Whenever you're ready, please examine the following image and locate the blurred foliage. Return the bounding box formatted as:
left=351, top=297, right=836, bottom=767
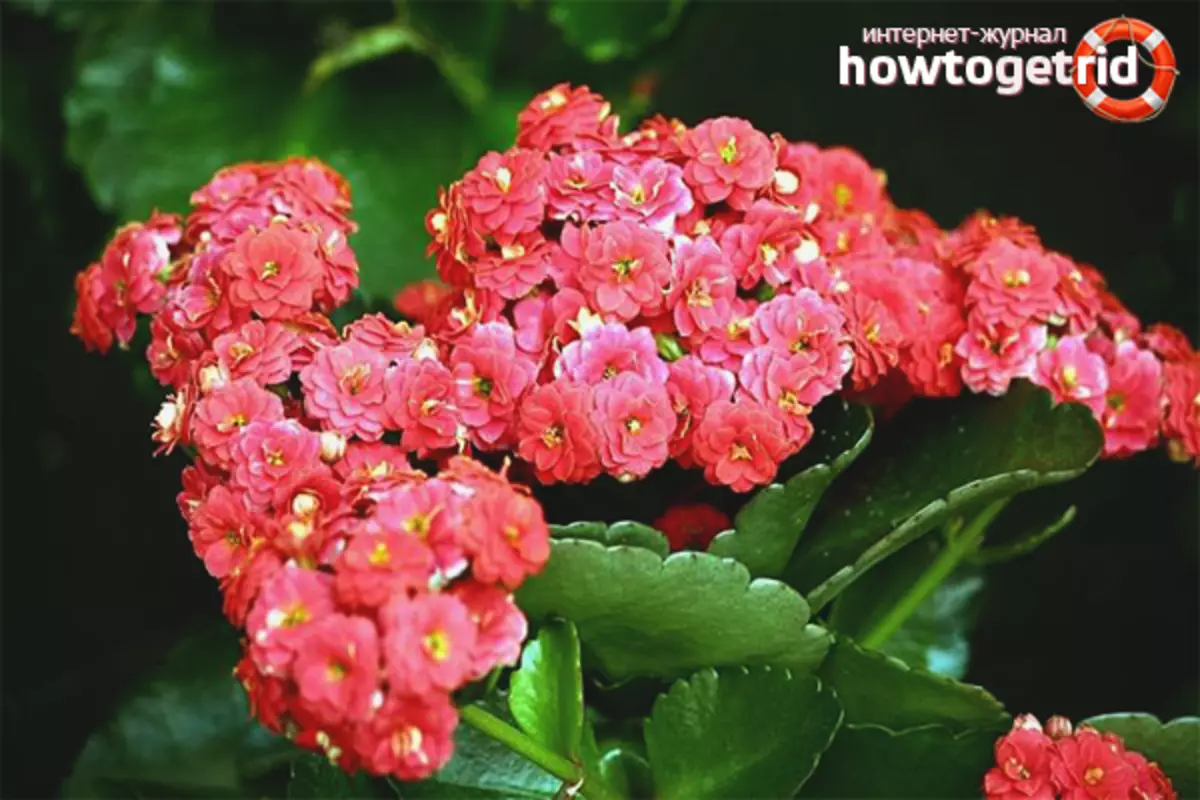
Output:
left=2, top=0, right=1198, bottom=797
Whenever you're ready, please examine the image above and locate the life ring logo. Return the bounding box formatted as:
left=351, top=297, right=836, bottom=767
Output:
left=1074, top=17, right=1178, bottom=122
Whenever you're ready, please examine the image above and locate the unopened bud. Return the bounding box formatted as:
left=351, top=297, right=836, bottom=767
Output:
left=287, top=519, right=313, bottom=541
left=413, top=338, right=440, bottom=362
left=796, top=237, right=821, bottom=265
left=1012, top=713, right=1044, bottom=732
left=154, top=399, right=180, bottom=433
left=1045, top=716, right=1074, bottom=740
left=198, top=364, right=227, bottom=393
left=291, top=491, right=320, bottom=518
left=803, top=202, right=821, bottom=224
left=319, top=430, right=347, bottom=462
left=773, top=168, right=799, bottom=196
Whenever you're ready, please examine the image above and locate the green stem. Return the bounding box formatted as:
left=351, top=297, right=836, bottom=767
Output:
left=859, top=498, right=1010, bottom=651
left=459, top=705, right=619, bottom=800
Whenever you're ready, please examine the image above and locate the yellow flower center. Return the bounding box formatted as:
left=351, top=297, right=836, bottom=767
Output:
left=369, top=541, right=391, bottom=566
left=1061, top=365, right=1078, bottom=388
left=260, top=260, right=281, bottom=280
left=493, top=167, right=512, bottom=192
left=542, top=424, right=564, bottom=448
left=1084, top=766, right=1104, bottom=786
left=1003, top=269, right=1031, bottom=288
left=612, top=257, right=638, bottom=279
left=625, top=417, right=643, bottom=434
left=628, top=185, right=647, bottom=206
left=730, top=443, right=752, bottom=461
left=424, top=630, right=451, bottom=662
left=833, top=183, right=854, bottom=209
left=719, top=137, right=738, bottom=164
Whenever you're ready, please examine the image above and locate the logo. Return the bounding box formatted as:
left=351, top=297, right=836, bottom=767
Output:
left=841, top=16, right=1179, bottom=122
left=1073, top=17, right=1177, bottom=122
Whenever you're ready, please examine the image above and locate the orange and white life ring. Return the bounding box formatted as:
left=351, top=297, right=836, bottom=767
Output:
left=1074, top=17, right=1177, bottom=122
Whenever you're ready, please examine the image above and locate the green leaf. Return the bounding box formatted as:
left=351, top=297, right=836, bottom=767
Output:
left=399, top=712, right=561, bottom=799
left=799, top=724, right=997, bottom=799
left=516, top=539, right=832, bottom=681
left=288, top=753, right=387, bottom=798
left=551, top=520, right=670, bottom=558
left=644, top=667, right=843, bottom=799
left=971, top=504, right=1076, bottom=565
left=64, top=4, right=469, bottom=301
left=815, top=638, right=1009, bottom=733
left=708, top=400, right=873, bottom=577
left=548, top=0, right=687, bottom=62
left=509, top=620, right=585, bottom=761
left=307, top=23, right=426, bottom=88
left=830, top=534, right=985, bottom=679
left=788, top=382, right=1102, bottom=606
left=1083, top=714, right=1200, bottom=797
left=63, top=626, right=295, bottom=798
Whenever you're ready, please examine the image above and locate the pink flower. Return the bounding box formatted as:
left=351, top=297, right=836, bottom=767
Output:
left=384, top=357, right=461, bottom=456
left=188, top=484, right=269, bottom=579
left=226, top=223, right=324, bottom=320
left=459, top=149, right=547, bottom=240
left=555, top=322, right=668, bottom=384
left=451, top=322, right=537, bottom=448
left=373, top=480, right=466, bottom=575
left=575, top=221, right=671, bottom=321
left=472, top=232, right=551, bottom=300
left=345, top=314, right=432, bottom=363
left=352, top=693, right=457, bottom=780
left=739, top=347, right=831, bottom=438
left=380, top=592, right=477, bottom=696
left=457, top=486, right=551, bottom=589
left=609, top=157, right=694, bottom=234
left=291, top=614, right=380, bottom=726
left=246, top=565, right=336, bottom=676
left=692, top=297, right=758, bottom=370
left=515, top=380, right=604, bottom=485
left=516, top=83, right=613, bottom=151
left=300, top=340, right=390, bottom=441
left=901, top=302, right=966, bottom=398
left=665, top=356, right=736, bottom=464
left=721, top=201, right=808, bottom=288
left=808, top=147, right=887, bottom=219
left=750, top=290, right=853, bottom=396
left=231, top=419, right=322, bottom=510
left=667, top=235, right=736, bottom=337
left=334, top=528, right=435, bottom=609
left=956, top=315, right=1048, bottom=396
left=451, top=580, right=528, bottom=679
left=691, top=400, right=793, bottom=492
left=213, top=320, right=300, bottom=386
left=191, top=377, right=285, bottom=469
left=592, top=373, right=676, bottom=480
left=545, top=151, right=616, bottom=222
left=146, top=316, right=206, bottom=389
left=983, top=726, right=1055, bottom=800
left=681, top=117, right=775, bottom=210
left=1032, top=335, right=1110, bottom=417
left=965, top=240, right=1060, bottom=328
left=839, top=292, right=903, bottom=393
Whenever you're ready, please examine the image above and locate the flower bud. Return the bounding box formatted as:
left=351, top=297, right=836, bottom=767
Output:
left=1012, top=713, right=1044, bottom=732
left=198, top=364, right=227, bottom=393
left=319, top=430, right=347, bottom=463
left=796, top=237, right=821, bottom=265
left=291, top=491, right=320, bottom=518
left=773, top=168, right=799, bottom=196
left=1045, top=715, right=1073, bottom=740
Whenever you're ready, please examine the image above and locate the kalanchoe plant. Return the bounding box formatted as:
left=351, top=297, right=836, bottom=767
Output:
left=68, top=85, right=1199, bottom=799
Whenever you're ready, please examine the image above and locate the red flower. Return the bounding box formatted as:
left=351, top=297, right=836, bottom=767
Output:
left=901, top=302, right=966, bottom=398
left=1163, top=359, right=1200, bottom=463
left=1051, top=728, right=1138, bottom=799
left=351, top=692, right=457, bottom=780
left=516, top=83, right=613, bottom=151
left=380, top=592, right=477, bottom=696
left=231, top=419, right=322, bottom=510
left=191, top=377, right=285, bottom=469
left=226, top=223, right=324, bottom=320
left=346, top=314, right=433, bottom=364
left=692, top=400, right=792, bottom=492
left=372, top=480, right=466, bottom=576
left=451, top=322, right=538, bottom=449
left=546, top=151, right=616, bottom=223
left=653, top=503, right=731, bottom=551
left=384, top=357, right=461, bottom=456
left=1032, top=335, right=1110, bottom=418
left=681, top=117, right=775, bottom=210
left=292, top=614, right=380, bottom=726
left=70, top=265, right=115, bottom=353
left=189, top=484, right=268, bottom=579
left=213, top=320, right=300, bottom=386
left=665, top=356, right=736, bottom=465
left=460, top=149, right=547, bottom=240
left=334, top=528, right=435, bottom=610
left=957, top=315, right=1048, bottom=396
left=300, top=340, right=390, bottom=441
left=807, top=147, right=888, bottom=220
left=458, top=487, right=551, bottom=589
left=515, top=380, right=604, bottom=485
left=574, top=221, right=671, bottom=321
left=983, top=726, right=1056, bottom=800
left=246, top=565, right=336, bottom=676
left=593, top=373, right=675, bottom=480
left=451, top=580, right=528, bottom=679
left=965, top=240, right=1060, bottom=328
left=667, top=235, right=737, bottom=337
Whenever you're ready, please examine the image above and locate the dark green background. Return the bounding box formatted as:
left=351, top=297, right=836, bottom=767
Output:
left=2, top=2, right=1196, bottom=796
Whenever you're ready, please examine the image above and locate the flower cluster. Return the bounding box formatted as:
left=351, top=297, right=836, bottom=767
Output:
left=401, top=83, right=1199, bottom=491
left=70, top=158, right=550, bottom=779
left=985, top=714, right=1176, bottom=800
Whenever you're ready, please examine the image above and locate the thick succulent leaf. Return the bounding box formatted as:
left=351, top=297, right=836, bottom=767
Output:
left=1084, top=714, right=1200, bottom=797
left=64, top=3, right=470, bottom=300
left=788, top=382, right=1102, bottom=605
left=708, top=400, right=873, bottom=577
left=508, top=620, right=585, bottom=761
left=551, top=520, right=670, bottom=557
left=547, top=0, right=687, bottom=62
left=644, top=666, right=843, bottom=799
left=816, top=638, right=1009, bottom=733
left=829, top=534, right=985, bottom=679
left=288, top=753, right=388, bottom=798
left=63, top=626, right=294, bottom=798
left=799, top=723, right=997, bottom=798
left=516, top=539, right=832, bottom=680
